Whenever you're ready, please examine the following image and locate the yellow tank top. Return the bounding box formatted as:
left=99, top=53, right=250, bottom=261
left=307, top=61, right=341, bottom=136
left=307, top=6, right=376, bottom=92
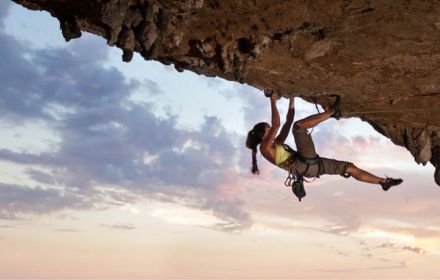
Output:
left=275, top=143, right=295, bottom=171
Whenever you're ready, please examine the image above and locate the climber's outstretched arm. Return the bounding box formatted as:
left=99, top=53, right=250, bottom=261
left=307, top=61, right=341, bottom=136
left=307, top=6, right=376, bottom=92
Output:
left=275, top=96, right=295, bottom=143
left=261, top=93, right=280, bottom=150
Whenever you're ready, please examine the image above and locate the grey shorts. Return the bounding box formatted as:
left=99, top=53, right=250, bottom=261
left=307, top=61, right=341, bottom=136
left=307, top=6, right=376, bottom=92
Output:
left=293, top=125, right=351, bottom=178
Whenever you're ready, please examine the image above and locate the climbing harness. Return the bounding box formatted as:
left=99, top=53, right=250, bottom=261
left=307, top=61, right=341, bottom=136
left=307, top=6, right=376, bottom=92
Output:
left=281, top=144, right=323, bottom=202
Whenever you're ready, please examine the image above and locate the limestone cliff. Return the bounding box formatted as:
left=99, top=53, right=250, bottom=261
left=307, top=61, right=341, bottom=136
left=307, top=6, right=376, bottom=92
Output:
left=12, top=0, right=440, bottom=185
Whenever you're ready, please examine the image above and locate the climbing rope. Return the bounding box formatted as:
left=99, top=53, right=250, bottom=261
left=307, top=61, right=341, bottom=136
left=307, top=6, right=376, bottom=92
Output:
left=265, top=89, right=438, bottom=117
left=297, top=92, right=439, bottom=116
left=344, top=108, right=440, bottom=115
left=309, top=95, right=320, bottom=135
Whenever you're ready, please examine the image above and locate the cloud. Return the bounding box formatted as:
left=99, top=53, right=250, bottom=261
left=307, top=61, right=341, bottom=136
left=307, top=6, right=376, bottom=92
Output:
left=0, top=30, right=250, bottom=230
left=141, top=79, right=164, bottom=96
left=378, top=225, right=440, bottom=239
left=238, top=85, right=271, bottom=129
left=25, top=169, right=56, bottom=185
left=0, top=1, right=11, bottom=28
left=0, top=183, right=93, bottom=219
left=0, top=225, right=16, bottom=228
left=319, top=222, right=358, bottom=236
left=306, top=120, right=379, bottom=162
left=376, top=242, right=426, bottom=255
left=243, top=161, right=440, bottom=243
left=54, top=228, right=81, bottom=232
left=100, top=224, right=136, bottom=230
left=0, top=31, right=135, bottom=123
left=313, top=261, right=406, bottom=273
left=314, top=240, right=411, bottom=272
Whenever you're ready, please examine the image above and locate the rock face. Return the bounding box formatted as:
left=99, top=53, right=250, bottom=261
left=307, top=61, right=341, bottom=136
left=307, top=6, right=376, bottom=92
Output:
left=12, top=0, right=440, bottom=185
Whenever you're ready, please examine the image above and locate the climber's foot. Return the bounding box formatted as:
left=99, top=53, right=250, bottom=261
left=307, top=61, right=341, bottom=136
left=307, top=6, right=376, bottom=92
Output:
left=264, top=88, right=274, bottom=97
left=329, top=95, right=342, bottom=120
left=380, top=177, right=403, bottom=191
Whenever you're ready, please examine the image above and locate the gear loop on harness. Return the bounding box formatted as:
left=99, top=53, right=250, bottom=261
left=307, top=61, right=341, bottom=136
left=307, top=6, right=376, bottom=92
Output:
left=281, top=157, right=298, bottom=190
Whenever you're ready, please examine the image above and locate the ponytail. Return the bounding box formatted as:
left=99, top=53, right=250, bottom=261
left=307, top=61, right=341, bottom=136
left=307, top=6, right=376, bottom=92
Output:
left=246, top=122, right=267, bottom=175
left=251, top=147, right=259, bottom=175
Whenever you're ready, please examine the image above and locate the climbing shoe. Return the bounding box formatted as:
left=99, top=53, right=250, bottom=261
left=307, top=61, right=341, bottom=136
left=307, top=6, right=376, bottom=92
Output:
left=264, top=88, right=274, bottom=97
left=380, top=177, right=403, bottom=191
left=330, top=95, right=342, bottom=120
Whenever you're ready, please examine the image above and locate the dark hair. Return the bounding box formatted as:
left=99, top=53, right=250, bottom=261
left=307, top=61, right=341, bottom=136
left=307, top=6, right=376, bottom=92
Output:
left=245, top=122, right=268, bottom=175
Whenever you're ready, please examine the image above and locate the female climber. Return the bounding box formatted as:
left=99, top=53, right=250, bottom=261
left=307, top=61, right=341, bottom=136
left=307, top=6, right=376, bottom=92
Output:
left=245, top=90, right=403, bottom=201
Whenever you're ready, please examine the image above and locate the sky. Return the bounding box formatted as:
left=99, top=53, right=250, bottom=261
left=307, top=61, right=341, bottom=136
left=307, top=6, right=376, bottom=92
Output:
left=0, top=1, right=439, bottom=279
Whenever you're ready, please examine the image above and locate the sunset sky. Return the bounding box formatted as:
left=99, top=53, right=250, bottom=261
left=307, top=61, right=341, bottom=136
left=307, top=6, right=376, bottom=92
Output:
left=1, top=2, right=439, bottom=279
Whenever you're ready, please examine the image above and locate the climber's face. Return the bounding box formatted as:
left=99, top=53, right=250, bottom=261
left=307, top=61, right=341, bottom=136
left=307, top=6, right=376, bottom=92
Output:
left=265, top=122, right=270, bottom=131
left=262, top=122, right=271, bottom=138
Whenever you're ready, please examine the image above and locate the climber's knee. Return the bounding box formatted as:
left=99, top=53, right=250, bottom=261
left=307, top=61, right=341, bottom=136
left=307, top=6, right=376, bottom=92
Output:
left=345, top=163, right=357, bottom=175
left=293, top=120, right=305, bottom=130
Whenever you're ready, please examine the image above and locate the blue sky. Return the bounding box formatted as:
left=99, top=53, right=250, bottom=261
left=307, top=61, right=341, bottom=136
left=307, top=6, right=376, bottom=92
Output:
left=1, top=1, right=439, bottom=279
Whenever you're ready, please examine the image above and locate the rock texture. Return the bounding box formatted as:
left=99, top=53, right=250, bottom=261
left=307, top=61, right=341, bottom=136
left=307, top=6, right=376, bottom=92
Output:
left=12, top=0, right=440, bottom=185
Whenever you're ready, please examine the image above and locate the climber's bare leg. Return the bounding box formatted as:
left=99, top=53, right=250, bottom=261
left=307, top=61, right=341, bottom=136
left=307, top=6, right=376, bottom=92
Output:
left=294, top=108, right=334, bottom=130
left=346, top=164, right=386, bottom=184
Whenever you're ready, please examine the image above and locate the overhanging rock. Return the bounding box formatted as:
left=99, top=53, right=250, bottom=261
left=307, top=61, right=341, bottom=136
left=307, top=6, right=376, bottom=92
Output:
left=12, top=0, right=440, bottom=186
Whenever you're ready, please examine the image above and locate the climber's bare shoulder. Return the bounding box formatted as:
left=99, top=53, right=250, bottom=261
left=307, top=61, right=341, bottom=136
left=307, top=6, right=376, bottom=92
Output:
left=259, top=141, right=277, bottom=165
